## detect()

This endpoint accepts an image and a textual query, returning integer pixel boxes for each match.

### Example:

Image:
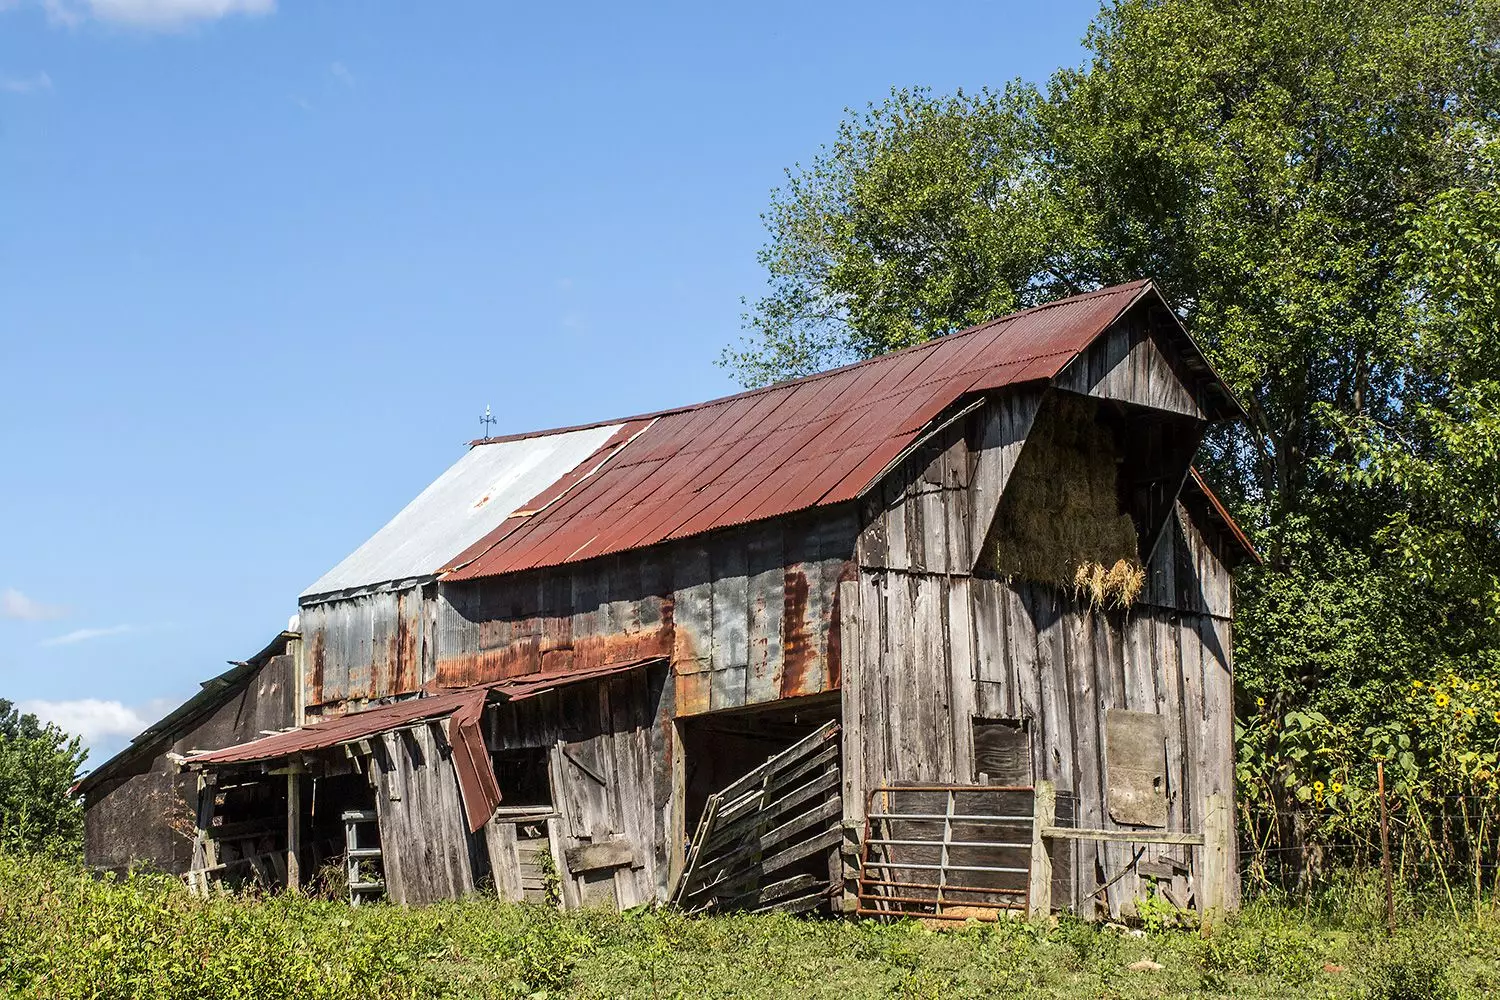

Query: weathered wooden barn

[76,630,300,876]
[170,279,1255,921]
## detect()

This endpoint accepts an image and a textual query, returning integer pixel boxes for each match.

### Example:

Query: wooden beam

[286,772,301,892]
[1198,793,1230,931]
[1042,826,1205,846]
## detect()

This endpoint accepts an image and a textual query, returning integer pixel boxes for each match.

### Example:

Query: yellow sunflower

[1436,692,1452,708]
[1330,782,1343,794]
[1313,780,1325,793]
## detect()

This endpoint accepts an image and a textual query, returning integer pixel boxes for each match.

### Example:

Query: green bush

[3,850,1499,999]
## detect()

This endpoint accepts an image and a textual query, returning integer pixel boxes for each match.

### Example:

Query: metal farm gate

[670,720,843,915]
[857,784,1035,920]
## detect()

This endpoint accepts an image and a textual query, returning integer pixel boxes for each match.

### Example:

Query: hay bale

[991,394,1144,607]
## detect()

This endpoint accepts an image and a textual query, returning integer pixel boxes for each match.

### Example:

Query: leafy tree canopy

[0,699,87,856]
[725,0,1500,735]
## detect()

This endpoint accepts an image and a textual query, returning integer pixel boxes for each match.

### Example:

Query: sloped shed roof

[442,279,1241,580]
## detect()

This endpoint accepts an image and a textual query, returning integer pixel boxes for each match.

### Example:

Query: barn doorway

[672,693,843,915]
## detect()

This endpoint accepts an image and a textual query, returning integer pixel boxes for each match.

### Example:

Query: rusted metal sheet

[443,282,1172,581]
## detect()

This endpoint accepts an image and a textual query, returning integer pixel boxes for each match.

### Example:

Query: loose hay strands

[991,394,1145,608]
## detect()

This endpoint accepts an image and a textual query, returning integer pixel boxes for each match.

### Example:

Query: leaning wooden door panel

[671,720,843,915]
[372,725,475,905]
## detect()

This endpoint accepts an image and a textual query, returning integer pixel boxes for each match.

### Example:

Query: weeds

[2,849,1499,998]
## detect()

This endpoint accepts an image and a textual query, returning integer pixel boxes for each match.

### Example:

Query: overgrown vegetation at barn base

[3,850,1499,999]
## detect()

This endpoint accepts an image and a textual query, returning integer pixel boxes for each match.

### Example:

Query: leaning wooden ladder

[343,809,385,905]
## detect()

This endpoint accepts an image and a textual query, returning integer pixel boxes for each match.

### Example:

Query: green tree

[0,699,87,856]
[725,0,1500,863]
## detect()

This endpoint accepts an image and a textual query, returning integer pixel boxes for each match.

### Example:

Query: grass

[3,850,1499,999]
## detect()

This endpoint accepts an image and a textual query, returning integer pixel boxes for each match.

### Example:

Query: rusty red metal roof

[184,656,667,769]
[444,281,1179,581]
[183,688,487,767]
[184,655,668,832]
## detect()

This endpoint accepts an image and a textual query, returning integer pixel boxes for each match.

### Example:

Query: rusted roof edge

[1185,467,1261,565]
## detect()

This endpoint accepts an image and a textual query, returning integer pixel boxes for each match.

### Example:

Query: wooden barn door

[670,720,842,915]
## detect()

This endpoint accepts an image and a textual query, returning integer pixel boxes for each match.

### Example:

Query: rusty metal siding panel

[302,590,426,709]
[302,422,624,600]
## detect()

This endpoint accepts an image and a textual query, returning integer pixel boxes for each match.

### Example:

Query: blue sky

[0,0,1097,762]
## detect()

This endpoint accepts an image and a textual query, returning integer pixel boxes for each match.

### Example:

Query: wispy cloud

[29,0,273,30]
[0,71,52,94]
[289,93,313,112]
[1,588,67,621]
[18,696,177,758]
[39,623,138,647]
[329,60,354,89]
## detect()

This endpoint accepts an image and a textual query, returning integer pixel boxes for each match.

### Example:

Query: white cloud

[0,71,52,94]
[39,623,137,646]
[36,0,273,30]
[329,60,353,89]
[18,697,149,745]
[17,696,178,760]
[1,588,66,620]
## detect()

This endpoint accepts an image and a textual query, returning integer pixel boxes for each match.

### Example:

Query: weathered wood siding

[857,390,1041,575]
[844,563,1234,920]
[843,391,1237,920]
[84,652,296,874]
[1054,316,1211,420]
[1140,499,1235,620]
[371,722,476,905]
[482,665,672,906]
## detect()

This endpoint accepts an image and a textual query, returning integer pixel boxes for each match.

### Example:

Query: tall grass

[3,849,1499,999]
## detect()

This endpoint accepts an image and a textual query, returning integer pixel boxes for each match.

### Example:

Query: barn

[156,279,1253,921]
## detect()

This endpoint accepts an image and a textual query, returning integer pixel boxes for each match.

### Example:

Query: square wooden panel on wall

[1105,709,1168,827]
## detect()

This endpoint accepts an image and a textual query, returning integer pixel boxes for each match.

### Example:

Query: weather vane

[480,405,498,439]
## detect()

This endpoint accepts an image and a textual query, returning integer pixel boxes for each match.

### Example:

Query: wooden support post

[1029,781,1055,920]
[286,771,301,892]
[1199,793,1229,932]
[667,719,686,894]
[1378,761,1395,934]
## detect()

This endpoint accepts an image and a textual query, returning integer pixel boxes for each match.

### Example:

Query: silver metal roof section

[300,424,623,603]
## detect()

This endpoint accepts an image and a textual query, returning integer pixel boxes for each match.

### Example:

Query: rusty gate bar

[857,784,1035,921]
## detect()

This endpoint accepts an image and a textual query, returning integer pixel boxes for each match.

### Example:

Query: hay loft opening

[984,391,1203,606]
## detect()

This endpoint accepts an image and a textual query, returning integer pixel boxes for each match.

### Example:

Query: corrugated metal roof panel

[443,281,1181,580]
[300,423,624,601]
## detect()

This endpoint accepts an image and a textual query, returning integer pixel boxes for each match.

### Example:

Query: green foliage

[727,0,1500,884]
[0,699,86,857]
[3,851,1500,998]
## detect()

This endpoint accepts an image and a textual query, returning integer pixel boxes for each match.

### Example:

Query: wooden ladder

[343,809,385,905]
